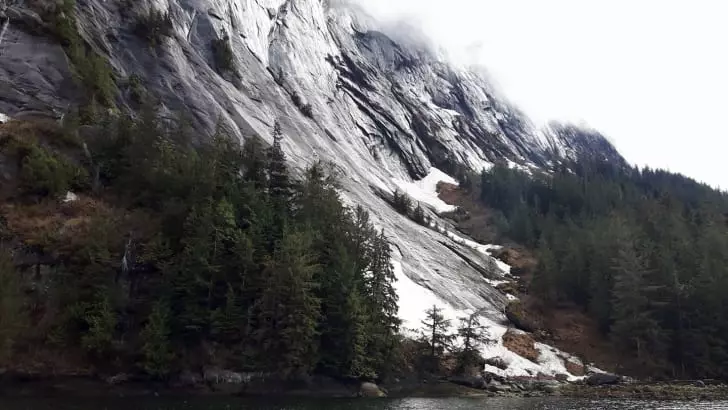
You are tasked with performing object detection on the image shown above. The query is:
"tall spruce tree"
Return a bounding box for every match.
[252,230,320,377]
[420,305,454,373]
[456,312,492,373]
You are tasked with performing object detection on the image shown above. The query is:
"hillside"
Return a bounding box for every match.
[2,0,722,389]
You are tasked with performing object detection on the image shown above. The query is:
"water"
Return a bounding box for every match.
[1,397,727,410]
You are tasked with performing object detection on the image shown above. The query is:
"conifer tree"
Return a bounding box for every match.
[610,240,664,365]
[364,230,401,374]
[456,312,492,373]
[253,231,320,377]
[268,121,290,203]
[419,305,454,372]
[412,202,427,225]
[241,136,269,190]
[141,301,174,378]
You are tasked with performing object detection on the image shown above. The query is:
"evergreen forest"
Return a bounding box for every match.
[0,111,401,381]
[477,160,728,379]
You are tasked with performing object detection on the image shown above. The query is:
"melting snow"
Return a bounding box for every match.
[63,191,78,202]
[392,167,459,213]
[393,258,464,333]
[393,230,586,379]
[445,230,511,275]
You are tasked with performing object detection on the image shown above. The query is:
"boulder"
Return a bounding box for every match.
[359,381,386,397]
[483,371,507,384]
[564,359,586,376]
[449,375,487,389]
[505,301,539,333]
[555,373,570,382]
[586,373,621,386]
[105,373,129,385]
[484,356,508,370]
[487,381,511,393]
[694,380,706,388]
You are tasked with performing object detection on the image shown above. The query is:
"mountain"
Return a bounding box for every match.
[0,0,624,379]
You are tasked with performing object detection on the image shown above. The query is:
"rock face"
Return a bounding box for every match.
[0,0,625,379]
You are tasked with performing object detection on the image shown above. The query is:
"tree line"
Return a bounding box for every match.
[477,160,728,379]
[0,111,400,380]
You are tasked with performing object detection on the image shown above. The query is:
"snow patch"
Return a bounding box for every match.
[392,257,464,333]
[445,230,511,275]
[393,239,583,380]
[63,191,78,202]
[0,112,8,123]
[392,167,458,213]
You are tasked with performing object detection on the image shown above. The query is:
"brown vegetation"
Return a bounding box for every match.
[502,329,539,363]
[437,182,497,243]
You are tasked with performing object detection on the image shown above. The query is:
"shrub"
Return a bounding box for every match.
[127,74,146,104]
[19,145,89,197]
[45,0,116,108]
[134,9,174,47]
[141,302,174,378]
[80,294,117,356]
[300,103,314,118]
[392,190,412,215]
[290,92,315,118]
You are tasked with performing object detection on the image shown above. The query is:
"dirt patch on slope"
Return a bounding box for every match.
[565,359,586,376]
[521,295,620,373]
[502,329,539,363]
[437,182,497,243]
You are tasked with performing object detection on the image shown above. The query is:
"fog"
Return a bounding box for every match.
[349,0,728,188]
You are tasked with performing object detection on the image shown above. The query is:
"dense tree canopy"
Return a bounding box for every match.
[0,111,400,380]
[478,160,728,379]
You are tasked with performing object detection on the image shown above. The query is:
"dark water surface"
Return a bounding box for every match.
[1,397,727,410]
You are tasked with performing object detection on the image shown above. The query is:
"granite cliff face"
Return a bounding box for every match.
[0,0,622,377]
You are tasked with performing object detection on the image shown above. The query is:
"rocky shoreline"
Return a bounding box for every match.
[2,369,727,401]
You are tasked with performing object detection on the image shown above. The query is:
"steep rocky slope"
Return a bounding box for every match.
[0,0,622,378]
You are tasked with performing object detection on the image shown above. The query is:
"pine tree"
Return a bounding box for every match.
[392,190,412,215]
[81,292,118,357]
[610,240,665,368]
[252,231,321,378]
[210,285,247,344]
[141,301,174,378]
[267,121,292,250]
[363,230,401,375]
[456,312,492,373]
[268,121,290,203]
[242,136,269,190]
[412,202,427,225]
[419,305,454,373]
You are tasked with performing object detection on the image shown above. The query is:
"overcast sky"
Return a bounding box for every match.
[355,0,728,189]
